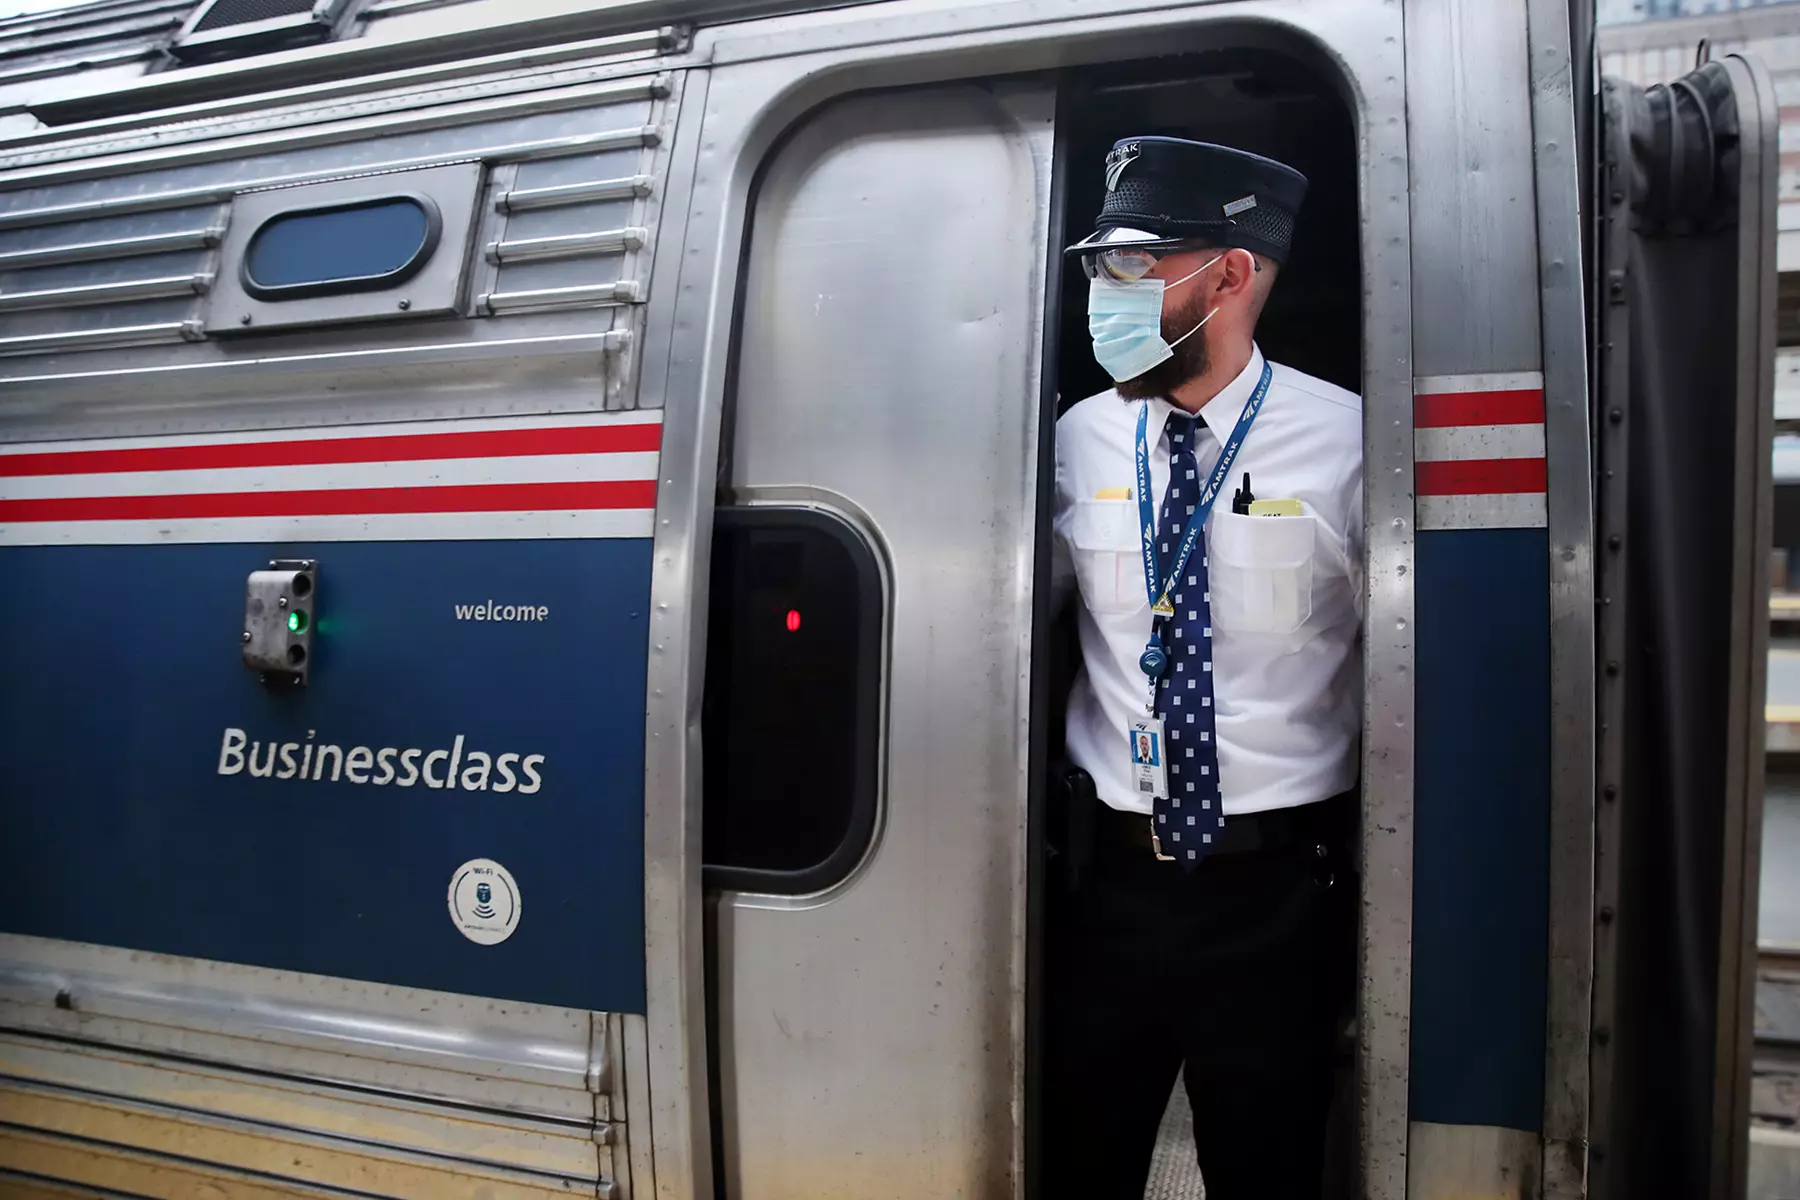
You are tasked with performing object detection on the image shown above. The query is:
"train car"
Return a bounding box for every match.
[0,0,1780,1197]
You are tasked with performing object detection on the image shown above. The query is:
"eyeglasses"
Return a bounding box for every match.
[1078,239,1260,284]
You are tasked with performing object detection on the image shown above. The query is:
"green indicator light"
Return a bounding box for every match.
[287,610,308,634]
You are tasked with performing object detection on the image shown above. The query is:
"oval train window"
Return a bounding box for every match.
[242,196,440,299]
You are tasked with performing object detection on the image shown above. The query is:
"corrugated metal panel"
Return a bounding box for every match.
[0,27,669,152]
[0,1056,613,1198]
[0,199,222,357]
[0,64,676,422]
[0,939,630,1198]
[0,4,185,65]
[476,147,653,316]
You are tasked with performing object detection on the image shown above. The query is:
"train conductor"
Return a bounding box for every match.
[1047,137,1364,1198]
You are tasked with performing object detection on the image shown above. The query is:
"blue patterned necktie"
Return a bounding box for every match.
[1153,412,1226,869]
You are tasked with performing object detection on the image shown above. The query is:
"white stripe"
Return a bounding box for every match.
[0,509,656,546]
[1413,425,1546,463]
[2,451,659,501]
[1408,1123,1540,1198]
[1417,493,1547,531]
[1413,371,1545,395]
[0,409,663,457]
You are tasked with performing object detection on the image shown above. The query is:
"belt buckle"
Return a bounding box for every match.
[1149,816,1176,862]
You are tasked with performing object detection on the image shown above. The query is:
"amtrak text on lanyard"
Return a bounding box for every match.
[1134,361,1273,683]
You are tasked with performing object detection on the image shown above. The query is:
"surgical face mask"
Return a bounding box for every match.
[1085,254,1222,383]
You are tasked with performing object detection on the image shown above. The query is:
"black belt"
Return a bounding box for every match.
[1095,794,1350,860]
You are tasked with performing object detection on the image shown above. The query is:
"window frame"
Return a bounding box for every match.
[240,193,442,302]
[700,504,885,896]
[204,161,482,336]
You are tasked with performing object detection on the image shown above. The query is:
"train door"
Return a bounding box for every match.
[699,77,1052,1200]
[662,4,1410,1197]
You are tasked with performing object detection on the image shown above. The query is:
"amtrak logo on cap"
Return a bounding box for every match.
[1105,141,1141,192]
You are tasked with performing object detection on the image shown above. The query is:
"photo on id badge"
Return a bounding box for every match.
[1130,717,1168,798]
[1135,732,1160,767]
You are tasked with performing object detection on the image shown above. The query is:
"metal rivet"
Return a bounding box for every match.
[278,597,289,609]
[240,314,253,325]
[54,989,73,1011]
[1599,906,1615,923]
[398,299,412,310]
[1604,784,1618,801]
[1595,1027,1611,1046]
[1608,534,1622,550]
[1605,660,1620,676]
[242,631,252,643]
[1609,408,1624,425]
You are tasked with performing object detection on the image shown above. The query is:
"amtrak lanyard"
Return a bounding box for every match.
[1134,361,1273,685]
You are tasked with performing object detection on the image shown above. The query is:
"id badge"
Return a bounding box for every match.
[1129,716,1169,800]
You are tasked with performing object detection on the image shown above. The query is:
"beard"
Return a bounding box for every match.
[1115,290,1211,402]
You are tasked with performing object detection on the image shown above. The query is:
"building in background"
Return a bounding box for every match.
[1603,0,1800,23]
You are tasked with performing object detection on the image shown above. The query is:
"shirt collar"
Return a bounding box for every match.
[1139,342,1266,449]
[1191,342,1265,439]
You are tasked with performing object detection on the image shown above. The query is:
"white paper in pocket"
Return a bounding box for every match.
[1069,498,1144,615]
[1209,510,1316,635]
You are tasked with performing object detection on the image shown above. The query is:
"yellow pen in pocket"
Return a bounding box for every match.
[1095,487,1131,500]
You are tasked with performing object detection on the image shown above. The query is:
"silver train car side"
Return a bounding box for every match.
[0,0,1778,1197]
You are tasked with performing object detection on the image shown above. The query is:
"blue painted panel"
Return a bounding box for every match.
[0,540,649,1014]
[1411,528,1551,1132]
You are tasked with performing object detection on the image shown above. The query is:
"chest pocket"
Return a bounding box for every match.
[1209,510,1316,635]
[1068,498,1145,615]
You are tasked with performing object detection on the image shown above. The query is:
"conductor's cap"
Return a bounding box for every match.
[1067,137,1308,266]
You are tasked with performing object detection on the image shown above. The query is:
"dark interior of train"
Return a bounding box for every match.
[1032,48,1362,1195]
[1051,49,1363,417]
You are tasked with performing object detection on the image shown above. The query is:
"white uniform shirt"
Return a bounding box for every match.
[1054,346,1363,815]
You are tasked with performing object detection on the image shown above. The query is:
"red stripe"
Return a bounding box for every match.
[1413,389,1546,428]
[0,422,662,478]
[0,480,657,523]
[1415,458,1548,496]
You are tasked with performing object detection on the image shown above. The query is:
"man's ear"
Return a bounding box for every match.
[1215,248,1259,299]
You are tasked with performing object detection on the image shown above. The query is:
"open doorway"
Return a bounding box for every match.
[1034,46,1363,1200]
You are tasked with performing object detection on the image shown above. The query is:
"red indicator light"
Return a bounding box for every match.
[786,609,802,633]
